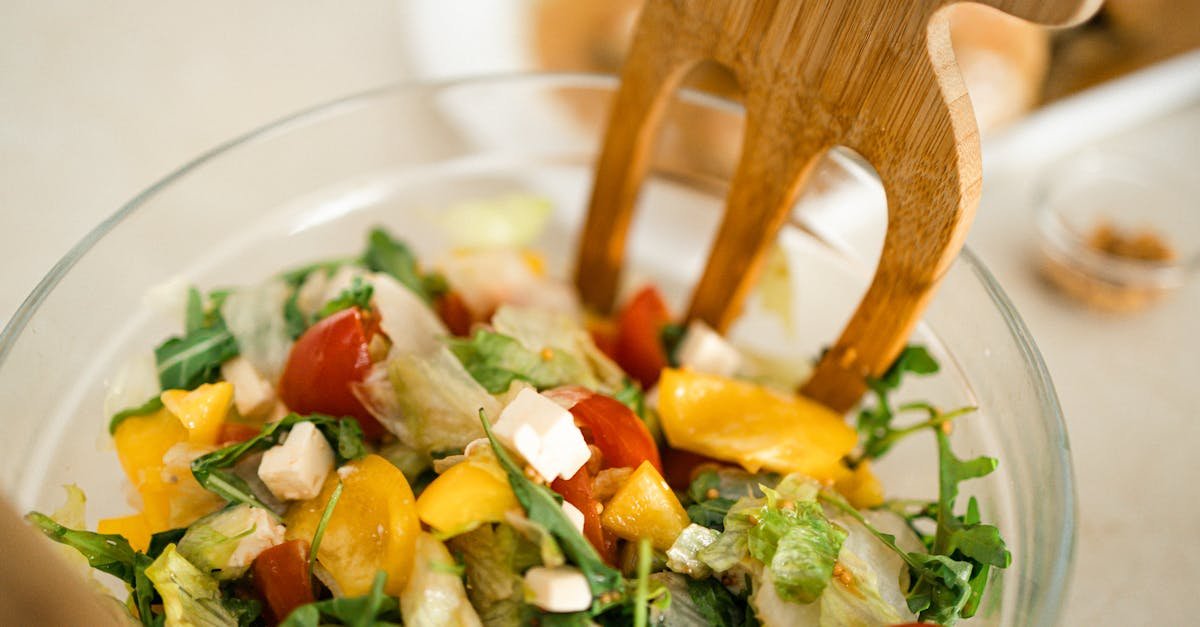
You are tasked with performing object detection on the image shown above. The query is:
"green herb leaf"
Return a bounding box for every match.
[148,527,187,558]
[659,323,687,368]
[221,596,263,627]
[309,481,344,577]
[281,570,401,627]
[155,288,241,391]
[447,329,590,394]
[477,410,624,605]
[362,228,433,304]
[190,414,366,512]
[317,277,374,320]
[108,395,165,435]
[26,513,161,626]
[853,345,943,464]
[685,577,758,627]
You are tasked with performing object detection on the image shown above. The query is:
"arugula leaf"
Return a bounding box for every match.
[108,395,165,435]
[148,527,187,558]
[220,596,263,627]
[283,291,309,340]
[26,513,161,626]
[447,329,590,394]
[685,577,758,627]
[362,227,434,304]
[852,345,943,464]
[659,323,686,367]
[155,288,240,391]
[190,414,366,512]
[309,481,344,577]
[317,277,374,320]
[281,570,401,627]
[478,410,624,605]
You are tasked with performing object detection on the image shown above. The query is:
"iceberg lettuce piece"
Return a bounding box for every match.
[400,532,482,627]
[144,544,239,627]
[388,347,501,455]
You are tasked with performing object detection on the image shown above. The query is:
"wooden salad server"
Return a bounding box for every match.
[575,0,1100,412]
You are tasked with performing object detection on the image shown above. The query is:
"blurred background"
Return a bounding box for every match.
[1,1,1197,625]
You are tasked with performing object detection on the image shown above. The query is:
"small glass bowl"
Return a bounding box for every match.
[1034,152,1199,312]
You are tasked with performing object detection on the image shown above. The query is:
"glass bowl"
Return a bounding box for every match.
[0,74,1073,625]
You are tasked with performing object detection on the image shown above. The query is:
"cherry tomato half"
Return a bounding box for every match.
[551,467,618,565]
[278,307,385,440]
[434,290,474,337]
[252,539,314,624]
[570,394,661,473]
[614,286,672,389]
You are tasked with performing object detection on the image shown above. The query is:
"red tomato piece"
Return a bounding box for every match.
[278,307,385,440]
[552,467,618,565]
[587,317,620,362]
[661,446,729,491]
[252,539,314,624]
[434,290,474,337]
[614,286,672,389]
[570,394,662,473]
[217,422,262,445]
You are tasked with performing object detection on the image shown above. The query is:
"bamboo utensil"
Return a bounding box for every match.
[575,0,1100,411]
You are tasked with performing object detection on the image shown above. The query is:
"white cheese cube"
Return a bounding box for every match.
[227,507,287,569]
[561,501,586,534]
[220,356,276,418]
[524,566,593,613]
[257,421,335,501]
[493,388,591,481]
[676,320,742,377]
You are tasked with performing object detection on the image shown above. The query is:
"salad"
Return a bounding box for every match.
[27,202,1009,627]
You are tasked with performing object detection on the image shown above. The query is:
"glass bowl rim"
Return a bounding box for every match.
[0,71,1076,618]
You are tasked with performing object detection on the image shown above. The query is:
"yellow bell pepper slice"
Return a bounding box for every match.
[286,455,420,596]
[98,513,152,552]
[657,369,857,480]
[834,460,884,509]
[416,456,518,537]
[160,382,233,446]
[600,461,689,551]
[113,407,188,530]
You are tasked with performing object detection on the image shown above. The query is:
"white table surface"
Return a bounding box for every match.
[2,4,1196,625]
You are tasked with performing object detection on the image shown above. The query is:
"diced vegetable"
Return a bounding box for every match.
[568,393,662,472]
[144,544,241,626]
[284,454,420,596]
[177,504,285,580]
[278,307,386,440]
[657,368,856,480]
[600,461,689,551]
[400,532,483,626]
[613,286,672,389]
[416,455,518,536]
[160,381,234,446]
[834,460,885,509]
[97,513,152,553]
[550,467,617,566]
[253,540,315,623]
[665,524,720,579]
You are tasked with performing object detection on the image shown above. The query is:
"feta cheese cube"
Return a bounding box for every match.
[561,501,586,534]
[220,356,276,418]
[524,566,593,613]
[492,388,591,481]
[227,507,287,569]
[676,320,742,377]
[257,421,334,501]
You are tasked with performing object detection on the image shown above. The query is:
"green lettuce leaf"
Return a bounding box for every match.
[143,544,239,627]
[399,533,481,627]
[447,329,591,394]
[745,488,845,604]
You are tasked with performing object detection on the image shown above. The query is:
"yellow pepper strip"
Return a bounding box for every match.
[657,369,857,481]
[160,382,233,446]
[286,455,420,596]
[834,461,885,509]
[112,408,188,530]
[416,457,518,537]
[600,461,689,551]
[97,513,152,552]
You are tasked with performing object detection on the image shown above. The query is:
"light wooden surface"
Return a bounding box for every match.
[576,0,1099,411]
